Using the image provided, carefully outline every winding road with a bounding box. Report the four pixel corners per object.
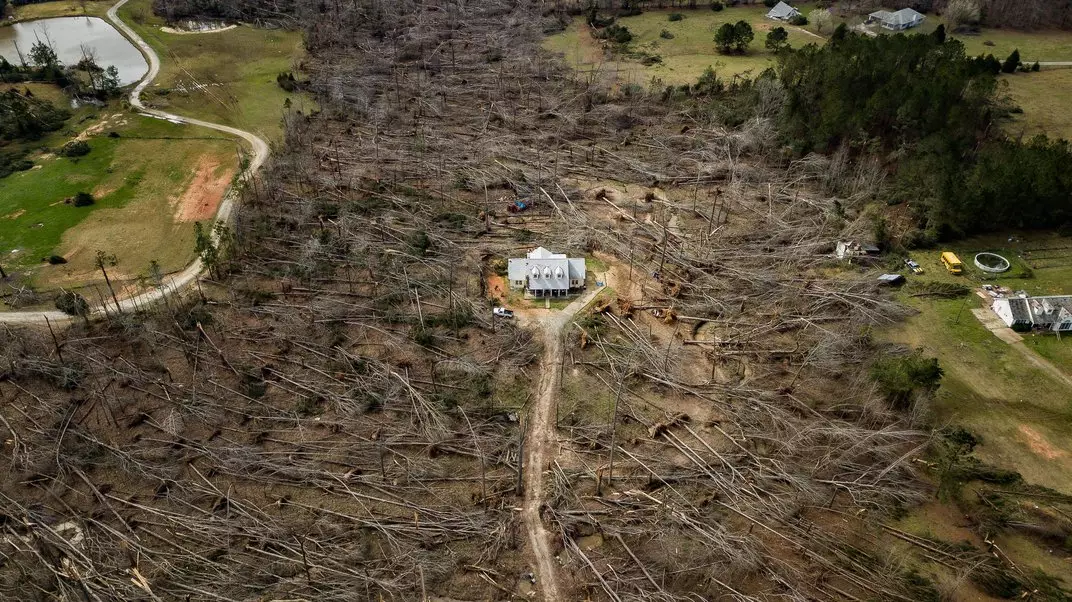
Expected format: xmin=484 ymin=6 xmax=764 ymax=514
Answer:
xmin=519 ymin=286 xmax=603 ymax=601
xmin=0 ymin=0 xmax=270 ymax=325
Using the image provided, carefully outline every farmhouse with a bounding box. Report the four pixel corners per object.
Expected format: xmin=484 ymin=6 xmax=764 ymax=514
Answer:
xmin=867 ymin=8 xmax=925 ymax=30
xmin=992 ymin=295 xmax=1072 ymax=332
xmin=507 ymin=247 xmax=586 ymax=298
xmin=767 ymin=1 xmax=801 ymax=21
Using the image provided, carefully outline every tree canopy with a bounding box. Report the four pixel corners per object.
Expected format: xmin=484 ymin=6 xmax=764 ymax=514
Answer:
xmin=777 ymin=29 xmax=1072 ymax=237
xmin=714 ymin=20 xmax=753 ymax=54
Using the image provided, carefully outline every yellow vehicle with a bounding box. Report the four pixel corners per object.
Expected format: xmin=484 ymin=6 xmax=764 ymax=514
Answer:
xmin=941 ymin=251 xmax=963 ymax=274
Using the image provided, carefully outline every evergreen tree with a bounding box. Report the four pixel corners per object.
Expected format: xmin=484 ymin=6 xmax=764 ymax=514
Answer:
xmin=765 ymin=27 xmax=789 ymax=52
xmin=732 ymin=20 xmax=754 ymax=53
xmin=1001 ymin=49 xmax=1020 ymax=73
xmin=932 ymin=23 xmax=946 ymax=43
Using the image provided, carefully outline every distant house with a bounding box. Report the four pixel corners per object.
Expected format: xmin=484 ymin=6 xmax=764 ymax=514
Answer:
xmin=992 ymin=295 xmax=1072 ymax=332
xmin=767 ymin=1 xmax=801 ymax=21
xmin=507 ymin=247 xmax=586 ymax=298
xmin=867 ymin=8 xmax=925 ymax=30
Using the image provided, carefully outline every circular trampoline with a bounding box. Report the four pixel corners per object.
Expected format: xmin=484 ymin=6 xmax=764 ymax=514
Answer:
xmin=974 ymin=252 xmax=1011 ymax=273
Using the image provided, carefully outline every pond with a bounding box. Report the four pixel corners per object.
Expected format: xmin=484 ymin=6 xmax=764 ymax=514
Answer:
xmin=0 ymin=17 xmax=148 ymax=86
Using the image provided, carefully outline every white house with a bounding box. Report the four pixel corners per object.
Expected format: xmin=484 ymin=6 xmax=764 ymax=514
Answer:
xmin=507 ymin=247 xmax=586 ymax=298
xmin=767 ymin=1 xmax=801 ymax=21
xmin=992 ymin=295 xmax=1072 ymax=332
xmin=868 ymin=8 xmax=925 ymax=30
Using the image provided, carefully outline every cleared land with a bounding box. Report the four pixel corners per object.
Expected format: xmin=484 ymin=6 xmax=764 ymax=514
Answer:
xmin=118 ymin=0 xmax=308 ymax=141
xmin=886 ymin=233 xmax=1072 ymax=494
xmin=1004 ymin=69 xmax=1072 ymax=141
xmin=545 ymin=4 xmax=823 ymax=85
xmin=0 ymin=113 xmax=236 ymax=288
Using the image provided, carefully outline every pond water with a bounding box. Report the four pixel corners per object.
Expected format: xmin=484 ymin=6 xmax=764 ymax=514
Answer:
xmin=0 ymin=17 xmax=148 ymax=86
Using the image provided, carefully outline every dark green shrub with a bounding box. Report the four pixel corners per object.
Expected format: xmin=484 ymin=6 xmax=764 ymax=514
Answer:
xmin=55 ymin=290 xmax=89 ymax=316
xmin=710 ymin=1 xmax=724 ymax=10
xmin=660 ymin=29 xmax=675 ymax=39
xmin=47 ymin=255 xmax=67 ymax=265
xmin=61 ymin=140 xmax=90 ymax=157
xmin=870 ymin=350 xmax=943 ymax=409
xmin=668 ymin=13 xmax=684 ymax=21
xmin=789 ymin=14 xmax=808 ymax=26
xmin=73 ymin=192 xmax=95 ymax=207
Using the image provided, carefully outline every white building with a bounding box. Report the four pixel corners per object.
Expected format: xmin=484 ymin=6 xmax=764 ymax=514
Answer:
xmin=992 ymin=295 xmax=1072 ymax=332
xmin=867 ymin=8 xmax=925 ymax=30
xmin=507 ymin=247 xmax=586 ymax=298
xmin=767 ymin=1 xmax=801 ymax=21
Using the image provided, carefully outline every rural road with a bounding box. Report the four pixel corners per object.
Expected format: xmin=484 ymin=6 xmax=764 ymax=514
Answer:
xmin=519 ymin=286 xmax=603 ymax=602
xmin=0 ymin=0 xmax=270 ymax=325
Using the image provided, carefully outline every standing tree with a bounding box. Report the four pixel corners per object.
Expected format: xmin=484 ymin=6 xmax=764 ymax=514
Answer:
xmin=732 ymin=20 xmax=754 ymax=53
xmin=714 ymin=23 xmax=737 ymax=54
xmin=716 ymin=20 xmax=753 ymax=54
xmin=1001 ymin=49 xmax=1021 ymax=73
xmin=29 ymin=40 xmax=58 ymax=68
xmin=944 ymin=0 xmax=981 ymax=32
xmin=810 ymin=8 xmax=833 ymax=34
xmin=94 ymin=250 xmax=121 ymax=313
xmin=765 ymin=27 xmax=789 ymax=52
xmin=932 ymin=23 xmax=947 ymax=43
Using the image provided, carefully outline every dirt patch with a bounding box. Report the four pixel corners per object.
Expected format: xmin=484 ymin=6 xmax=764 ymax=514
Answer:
xmin=160 ymin=24 xmax=238 ymax=35
xmin=76 ymin=114 xmax=127 ymax=142
xmin=173 ymin=157 xmax=235 ymax=223
xmin=4 ymin=209 xmax=25 ymax=220
xmin=1018 ymin=424 xmax=1067 ymax=460
xmin=487 ymin=274 xmax=507 ymax=303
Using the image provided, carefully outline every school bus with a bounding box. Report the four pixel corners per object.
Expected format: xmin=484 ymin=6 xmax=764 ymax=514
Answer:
xmin=941 ymin=251 xmax=963 ymax=274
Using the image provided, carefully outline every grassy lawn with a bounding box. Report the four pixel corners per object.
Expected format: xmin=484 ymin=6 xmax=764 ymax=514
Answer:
xmin=1003 ymin=69 xmax=1072 ymax=141
xmin=844 ymin=10 xmax=1072 ymax=62
xmin=545 ymin=4 xmax=825 ymax=85
xmin=7 ymin=0 xmax=111 ymax=21
xmin=953 ymin=29 xmax=1072 ymax=63
xmin=886 ymin=232 xmax=1072 ymax=494
xmin=0 ymin=112 xmax=236 ymax=291
xmin=118 ymin=0 xmax=309 ymax=142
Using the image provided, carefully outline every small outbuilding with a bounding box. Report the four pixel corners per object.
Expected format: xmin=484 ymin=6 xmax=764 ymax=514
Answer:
xmin=867 ymin=8 xmax=925 ymax=30
xmin=767 ymin=1 xmax=801 ymax=21
xmin=877 ymin=273 xmax=905 ymax=286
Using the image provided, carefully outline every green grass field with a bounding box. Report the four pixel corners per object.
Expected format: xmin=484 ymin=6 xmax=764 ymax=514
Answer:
xmin=886 ymin=232 xmax=1072 ymax=494
xmin=0 ymin=111 xmax=236 ymax=290
xmin=1003 ymin=69 xmax=1072 ymax=141
xmin=118 ymin=0 xmax=309 ymax=142
xmin=7 ymin=0 xmax=111 ymax=21
xmin=544 ymin=4 xmax=825 ymax=85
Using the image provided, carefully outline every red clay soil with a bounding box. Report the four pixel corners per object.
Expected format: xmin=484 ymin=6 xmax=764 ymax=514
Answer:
xmin=174 ymin=158 xmax=235 ymax=223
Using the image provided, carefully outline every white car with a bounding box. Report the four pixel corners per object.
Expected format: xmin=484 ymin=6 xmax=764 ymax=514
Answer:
xmin=493 ymin=307 xmax=514 ymax=318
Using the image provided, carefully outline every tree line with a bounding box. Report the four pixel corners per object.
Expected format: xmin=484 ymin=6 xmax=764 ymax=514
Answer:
xmin=776 ymin=25 xmax=1072 ymax=239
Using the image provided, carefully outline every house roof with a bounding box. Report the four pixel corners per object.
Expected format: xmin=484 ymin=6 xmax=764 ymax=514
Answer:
xmin=528 ymin=246 xmax=565 ymax=260
xmin=877 ymin=274 xmax=904 ymax=285
xmin=568 ymin=258 xmax=586 ymax=281
xmin=1006 ymin=297 xmax=1032 ymax=324
xmin=767 ymin=1 xmax=799 ymax=19
xmin=1026 ymin=296 xmax=1072 ymax=325
xmin=872 ymin=8 xmax=924 ymax=25
xmin=508 ymin=248 xmax=586 ymax=290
